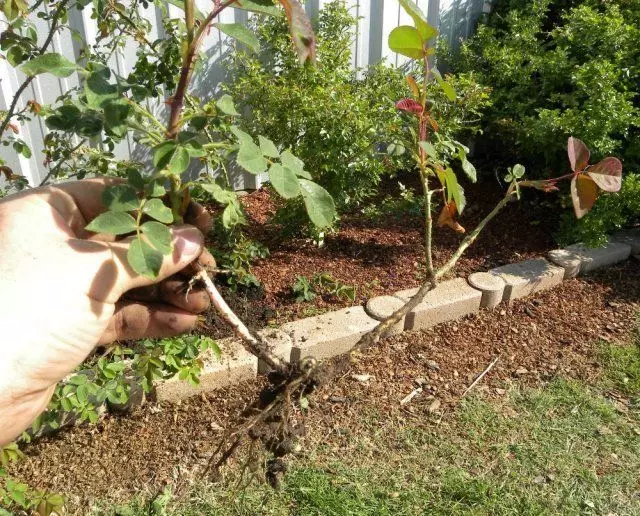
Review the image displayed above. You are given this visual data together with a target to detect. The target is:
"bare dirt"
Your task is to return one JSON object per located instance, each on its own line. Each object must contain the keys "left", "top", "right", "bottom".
{"left": 10, "top": 261, "right": 640, "bottom": 512}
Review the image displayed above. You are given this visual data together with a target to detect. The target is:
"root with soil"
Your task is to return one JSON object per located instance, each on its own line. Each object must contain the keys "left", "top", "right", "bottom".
{"left": 192, "top": 189, "right": 517, "bottom": 488}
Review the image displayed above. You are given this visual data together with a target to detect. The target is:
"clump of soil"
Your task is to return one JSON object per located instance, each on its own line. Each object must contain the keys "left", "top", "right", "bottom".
{"left": 10, "top": 262, "right": 639, "bottom": 512}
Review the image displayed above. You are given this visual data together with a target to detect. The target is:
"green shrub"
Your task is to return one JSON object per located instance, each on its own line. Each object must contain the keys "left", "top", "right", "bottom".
{"left": 225, "top": 1, "right": 395, "bottom": 209}
{"left": 557, "top": 172, "right": 640, "bottom": 247}
{"left": 457, "top": 0, "right": 640, "bottom": 176}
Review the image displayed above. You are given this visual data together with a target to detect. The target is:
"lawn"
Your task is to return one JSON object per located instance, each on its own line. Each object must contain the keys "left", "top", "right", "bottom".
{"left": 101, "top": 333, "right": 640, "bottom": 516}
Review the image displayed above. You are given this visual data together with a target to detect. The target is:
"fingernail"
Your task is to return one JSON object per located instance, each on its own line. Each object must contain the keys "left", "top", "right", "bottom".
{"left": 173, "top": 225, "right": 203, "bottom": 259}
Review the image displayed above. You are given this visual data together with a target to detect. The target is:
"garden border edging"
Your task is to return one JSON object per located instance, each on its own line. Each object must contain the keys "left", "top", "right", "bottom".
{"left": 150, "top": 232, "right": 636, "bottom": 403}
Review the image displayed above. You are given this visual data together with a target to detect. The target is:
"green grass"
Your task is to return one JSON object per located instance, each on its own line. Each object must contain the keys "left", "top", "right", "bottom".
{"left": 98, "top": 339, "right": 640, "bottom": 516}
{"left": 599, "top": 338, "right": 640, "bottom": 398}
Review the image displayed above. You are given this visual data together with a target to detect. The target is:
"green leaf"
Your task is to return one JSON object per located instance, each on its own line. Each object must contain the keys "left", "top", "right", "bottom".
{"left": 216, "top": 94, "right": 240, "bottom": 116}
{"left": 200, "top": 182, "right": 235, "bottom": 204}
{"left": 141, "top": 221, "right": 172, "bottom": 254}
{"left": 387, "top": 142, "right": 405, "bottom": 156}
{"left": 259, "top": 135, "right": 280, "bottom": 158}
{"left": 153, "top": 141, "right": 177, "bottom": 169}
{"left": 127, "top": 169, "right": 146, "bottom": 190}
{"left": 299, "top": 179, "right": 335, "bottom": 228}
{"left": 20, "top": 53, "right": 77, "bottom": 78}
{"left": 102, "top": 184, "right": 139, "bottom": 212}
{"left": 85, "top": 71, "right": 119, "bottom": 108}
{"left": 444, "top": 168, "right": 465, "bottom": 214}
{"left": 269, "top": 163, "right": 300, "bottom": 199}
{"left": 231, "top": 127, "right": 268, "bottom": 174}
{"left": 432, "top": 69, "right": 456, "bottom": 102}
{"left": 280, "top": 150, "right": 310, "bottom": 178}
{"left": 168, "top": 146, "right": 191, "bottom": 174}
{"left": 45, "top": 104, "right": 82, "bottom": 132}
{"left": 185, "top": 141, "right": 206, "bottom": 158}
{"left": 512, "top": 163, "right": 526, "bottom": 179}
{"left": 214, "top": 23, "right": 260, "bottom": 52}
{"left": 398, "top": 0, "right": 438, "bottom": 41}
{"left": 103, "top": 98, "right": 131, "bottom": 138}
{"left": 419, "top": 141, "right": 437, "bottom": 159}
{"left": 388, "top": 26, "right": 425, "bottom": 59}
{"left": 3, "top": 0, "right": 28, "bottom": 20}
{"left": 222, "top": 201, "right": 246, "bottom": 229}
{"left": 6, "top": 45, "right": 25, "bottom": 67}
{"left": 145, "top": 180, "right": 166, "bottom": 197}
{"left": 461, "top": 158, "right": 477, "bottom": 183}
{"left": 235, "top": 0, "right": 282, "bottom": 16}
{"left": 86, "top": 212, "right": 137, "bottom": 235}
{"left": 127, "top": 236, "right": 164, "bottom": 278}
{"left": 142, "top": 198, "right": 173, "bottom": 223}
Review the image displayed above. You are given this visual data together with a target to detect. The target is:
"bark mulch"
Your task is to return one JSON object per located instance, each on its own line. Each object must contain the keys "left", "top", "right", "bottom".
{"left": 10, "top": 262, "right": 639, "bottom": 512}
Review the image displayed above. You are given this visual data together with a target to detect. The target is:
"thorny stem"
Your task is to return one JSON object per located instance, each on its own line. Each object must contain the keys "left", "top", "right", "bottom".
{"left": 193, "top": 264, "right": 288, "bottom": 374}
{"left": 0, "top": 0, "right": 70, "bottom": 140}
{"left": 166, "top": 0, "right": 238, "bottom": 138}
{"left": 38, "top": 138, "right": 87, "bottom": 186}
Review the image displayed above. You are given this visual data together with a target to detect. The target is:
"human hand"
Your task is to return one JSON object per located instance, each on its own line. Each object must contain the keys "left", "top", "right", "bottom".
{"left": 0, "top": 178, "right": 214, "bottom": 444}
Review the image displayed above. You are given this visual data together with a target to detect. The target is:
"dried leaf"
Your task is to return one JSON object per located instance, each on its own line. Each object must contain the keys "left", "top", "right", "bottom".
{"left": 571, "top": 174, "right": 599, "bottom": 219}
{"left": 567, "top": 137, "right": 590, "bottom": 172}
{"left": 587, "top": 157, "right": 622, "bottom": 193}
{"left": 278, "top": 0, "right": 315, "bottom": 64}
{"left": 407, "top": 76, "right": 420, "bottom": 99}
{"left": 395, "top": 98, "right": 423, "bottom": 114}
{"left": 437, "top": 201, "right": 465, "bottom": 233}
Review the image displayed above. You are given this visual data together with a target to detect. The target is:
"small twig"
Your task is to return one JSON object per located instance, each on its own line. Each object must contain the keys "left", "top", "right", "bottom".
{"left": 400, "top": 387, "right": 422, "bottom": 406}
{"left": 461, "top": 357, "right": 499, "bottom": 398}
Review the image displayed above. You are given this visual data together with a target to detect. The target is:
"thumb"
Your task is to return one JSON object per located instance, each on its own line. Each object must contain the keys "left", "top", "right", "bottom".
{"left": 108, "top": 224, "right": 204, "bottom": 298}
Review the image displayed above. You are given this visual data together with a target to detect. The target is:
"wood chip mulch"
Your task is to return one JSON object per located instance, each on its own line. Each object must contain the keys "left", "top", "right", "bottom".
{"left": 10, "top": 262, "right": 639, "bottom": 512}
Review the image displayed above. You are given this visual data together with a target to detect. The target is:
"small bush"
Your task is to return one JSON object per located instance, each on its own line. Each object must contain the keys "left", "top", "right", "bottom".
{"left": 225, "top": 1, "right": 396, "bottom": 209}
{"left": 457, "top": 0, "right": 640, "bottom": 176}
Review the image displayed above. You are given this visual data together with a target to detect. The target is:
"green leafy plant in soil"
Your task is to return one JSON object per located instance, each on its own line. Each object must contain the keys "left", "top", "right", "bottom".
{"left": 455, "top": 0, "right": 640, "bottom": 175}
{"left": 292, "top": 273, "right": 356, "bottom": 304}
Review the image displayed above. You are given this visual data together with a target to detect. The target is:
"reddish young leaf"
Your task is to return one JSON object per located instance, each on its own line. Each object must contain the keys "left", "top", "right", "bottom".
{"left": 437, "top": 201, "right": 465, "bottom": 234}
{"left": 587, "top": 157, "right": 622, "bottom": 193}
{"left": 395, "top": 98, "right": 423, "bottom": 114}
{"left": 571, "top": 173, "right": 599, "bottom": 219}
{"left": 567, "top": 137, "right": 590, "bottom": 172}
{"left": 278, "top": 0, "right": 316, "bottom": 64}
{"left": 7, "top": 123, "right": 19, "bottom": 134}
{"left": 406, "top": 76, "right": 420, "bottom": 99}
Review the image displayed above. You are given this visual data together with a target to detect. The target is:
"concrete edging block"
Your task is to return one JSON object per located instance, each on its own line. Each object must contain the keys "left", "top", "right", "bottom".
{"left": 564, "top": 241, "right": 631, "bottom": 274}
{"left": 547, "top": 249, "right": 582, "bottom": 279}
{"left": 283, "top": 306, "right": 378, "bottom": 362}
{"left": 468, "top": 272, "right": 506, "bottom": 308}
{"left": 256, "top": 328, "right": 292, "bottom": 374}
{"left": 154, "top": 337, "right": 257, "bottom": 403}
{"left": 364, "top": 295, "right": 406, "bottom": 335}
{"left": 394, "top": 278, "right": 482, "bottom": 331}
{"left": 610, "top": 230, "right": 640, "bottom": 255}
{"left": 489, "top": 258, "right": 564, "bottom": 303}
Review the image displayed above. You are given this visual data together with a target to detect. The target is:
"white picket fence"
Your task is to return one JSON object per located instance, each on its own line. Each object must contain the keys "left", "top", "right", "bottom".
{"left": 0, "top": 0, "right": 491, "bottom": 189}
